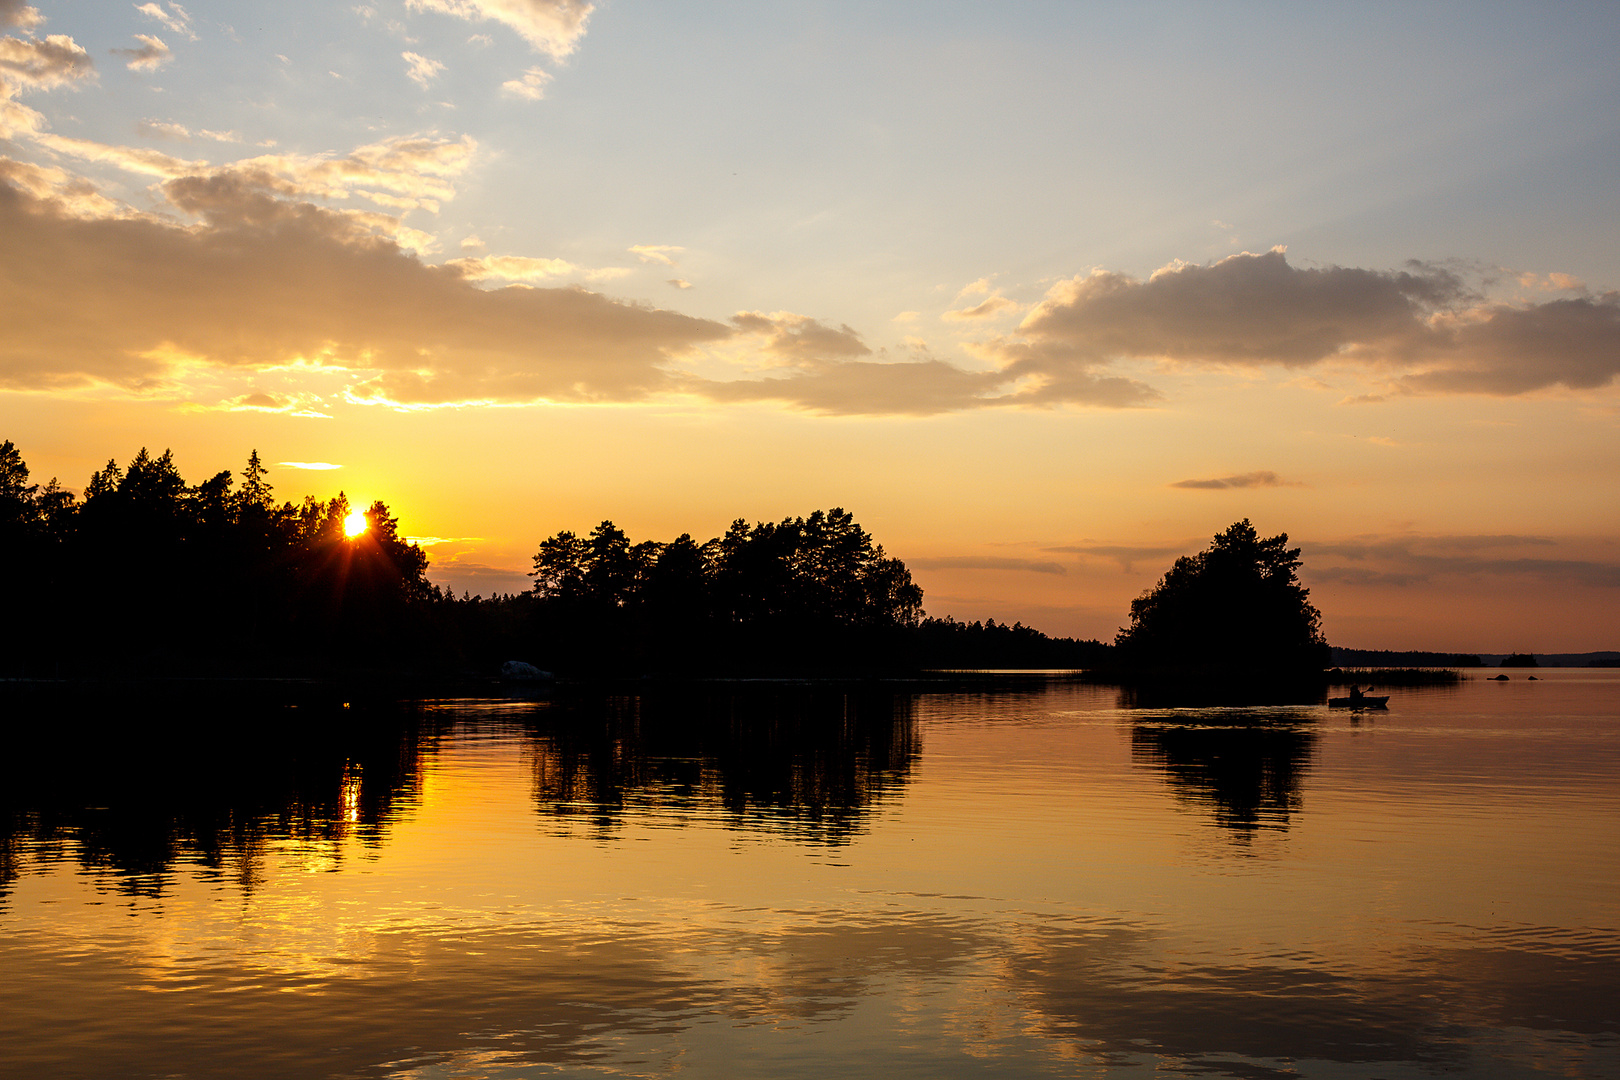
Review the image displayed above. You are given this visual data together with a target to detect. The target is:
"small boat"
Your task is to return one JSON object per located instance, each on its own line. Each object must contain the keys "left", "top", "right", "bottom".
{"left": 1329, "top": 694, "right": 1388, "bottom": 709}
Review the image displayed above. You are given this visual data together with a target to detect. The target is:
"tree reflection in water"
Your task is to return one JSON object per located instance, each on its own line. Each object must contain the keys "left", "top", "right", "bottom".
{"left": 0, "top": 695, "right": 445, "bottom": 900}
{"left": 0, "top": 687, "right": 922, "bottom": 897}
{"left": 1129, "top": 711, "right": 1318, "bottom": 833}
{"left": 525, "top": 688, "right": 920, "bottom": 844}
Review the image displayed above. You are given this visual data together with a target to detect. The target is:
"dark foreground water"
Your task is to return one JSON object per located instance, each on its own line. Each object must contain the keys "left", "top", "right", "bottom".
{"left": 2, "top": 671, "right": 1616, "bottom": 1079}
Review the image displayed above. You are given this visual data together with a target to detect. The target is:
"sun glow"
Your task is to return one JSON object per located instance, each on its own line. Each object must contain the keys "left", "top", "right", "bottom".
{"left": 344, "top": 510, "right": 368, "bottom": 537}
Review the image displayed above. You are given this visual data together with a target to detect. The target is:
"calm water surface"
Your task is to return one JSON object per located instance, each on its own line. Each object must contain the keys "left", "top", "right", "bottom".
{"left": 2, "top": 671, "right": 1617, "bottom": 1078}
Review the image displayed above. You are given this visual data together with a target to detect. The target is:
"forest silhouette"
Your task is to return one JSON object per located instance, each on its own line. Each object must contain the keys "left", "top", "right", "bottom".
{"left": 0, "top": 441, "right": 1104, "bottom": 678}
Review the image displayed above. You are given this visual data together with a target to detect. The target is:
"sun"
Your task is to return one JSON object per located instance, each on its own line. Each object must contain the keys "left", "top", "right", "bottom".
{"left": 343, "top": 510, "right": 368, "bottom": 537}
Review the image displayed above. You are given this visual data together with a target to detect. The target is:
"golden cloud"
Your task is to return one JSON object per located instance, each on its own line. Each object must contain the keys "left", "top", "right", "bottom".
{"left": 0, "top": 171, "right": 731, "bottom": 404}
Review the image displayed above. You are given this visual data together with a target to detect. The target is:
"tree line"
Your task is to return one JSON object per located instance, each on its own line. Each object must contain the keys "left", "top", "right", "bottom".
{"left": 1, "top": 441, "right": 1100, "bottom": 678}
{"left": 1, "top": 441, "right": 431, "bottom": 675}
{"left": 3, "top": 442, "right": 1334, "bottom": 682}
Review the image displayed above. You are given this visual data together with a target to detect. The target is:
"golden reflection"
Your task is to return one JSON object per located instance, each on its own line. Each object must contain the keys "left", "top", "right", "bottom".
{"left": 340, "top": 763, "right": 362, "bottom": 825}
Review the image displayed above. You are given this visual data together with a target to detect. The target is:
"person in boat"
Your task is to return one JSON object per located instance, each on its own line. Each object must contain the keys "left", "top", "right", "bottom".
{"left": 1349, "top": 684, "right": 1365, "bottom": 702}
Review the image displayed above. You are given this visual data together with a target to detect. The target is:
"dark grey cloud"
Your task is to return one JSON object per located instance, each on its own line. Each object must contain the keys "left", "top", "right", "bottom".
{"left": 1170, "top": 470, "right": 1289, "bottom": 490}
{"left": 1008, "top": 249, "right": 1620, "bottom": 398}
{"left": 1306, "top": 535, "right": 1620, "bottom": 589}
{"left": 692, "top": 359, "right": 1002, "bottom": 416}
{"left": 908, "top": 556, "right": 1068, "bottom": 575}
{"left": 1044, "top": 543, "right": 1194, "bottom": 573}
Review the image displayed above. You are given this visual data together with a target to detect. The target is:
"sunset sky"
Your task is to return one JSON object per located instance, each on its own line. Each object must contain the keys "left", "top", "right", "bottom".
{"left": 3, "top": 0, "right": 1617, "bottom": 651}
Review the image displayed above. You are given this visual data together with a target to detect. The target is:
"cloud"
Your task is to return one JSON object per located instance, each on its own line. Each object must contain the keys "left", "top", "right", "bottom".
{"left": 1517, "top": 271, "right": 1585, "bottom": 293}
{"left": 1045, "top": 543, "right": 1192, "bottom": 573}
{"left": 196, "top": 390, "right": 332, "bottom": 418}
{"left": 447, "top": 253, "right": 629, "bottom": 283}
{"left": 406, "top": 0, "right": 592, "bottom": 59}
{"left": 1170, "top": 470, "right": 1292, "bottom": 490}
{"left": 31, "top": 132, "right": 205, "bottom": 178}
{"left": 426, "top": 558, "right": 532, "bottom": 596}
{"left": 113, "top": 33, "right": 172, "bottom": 72}
{"left": 942, "top": 293, "right": 1023, "bottom": 322}
{"left": 1, "top": 32, "right": 95, "bottom": 138}
{"left": 0, "top": 172, "right": 732, "bottom": 404}
{"left": 0, "top": 0, "right": 42, "bottom": 30}
{"left": 135, "top": 118, "right": 189, "bottom": 140}
{"left": 697, "top": 307, "right": 1158, "bottom": 416}
{"left": 277, "top": 461, "right": 342, "bottom": 470}
{"left": 694, "top": 359, "right": 1003, "bottom": 417}
{"left": 445, "top": 253, "right": 576, "bottom": 280}
{"left": 135, "top": 3, "right": 196, "bottom": 40}
{"left": 1306, "top": 534, "right": 1620, "bottom": 589}
{"left": 953, "top": 277, "right": 993, "bottom": 301}
{"left": 500, "top": 67, "right": 550, "bottom": 99}
{"left": 731, "top": 311, "right": 871, "bottom": 363}
{"left": 0, "top": 32, "right": 94, "bottom": 89}
{"left": 401, "top": 51, "right": 444, "bottom": 87}
{"left": 630, "top": 244, "right": 682, "bottom": 267}
{"left": 1010, "top": 248, "right": 1620, "bottom": 398}
{"left": 909, "top": 556, "right": 1068, "bottom": 575}
{"left": 0, "top": 156, "right": 121, "bottom": 217}
{"left": 135, "top": 133, "right": 479, "bottom": 219}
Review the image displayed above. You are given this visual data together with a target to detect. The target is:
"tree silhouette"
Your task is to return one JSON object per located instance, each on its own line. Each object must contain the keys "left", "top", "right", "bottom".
{"left": 1115, "top": 519, "right": 1328, "bottom": 674}
{"left": 525, "top": 508, "right": 923, "bottom": 675}
{"left": 0, "top": 442, "right": 439, "bottom": 676}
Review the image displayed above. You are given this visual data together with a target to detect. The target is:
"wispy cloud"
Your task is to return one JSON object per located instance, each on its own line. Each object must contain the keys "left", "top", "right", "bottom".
{"left": 447, "top": 253, "right": 629, "bottom": 283}
{"left": 134, "top": 3, "right": 196, "bottom": 41}
{"left": 405, "top": 0, "right": 592, "bottom": 59}
{"left": 1305, "top": 534, "right": 1620, "bottom": 589}
{"left": 113, "top": 33, "right": 171, "bottom": 72}
{"left": 1045, "top": 543, "right": 1193, "bottom": 573}
{"left": 630, "top": 244, "right": 682, "bottom": 267}
{"left": 942, "top": 293, "right": 1023, "bottom": 322}
{"left": 909, "top": 556, "right": 1068, "bottom": 575}
{"left": 1170, "top": 470, "right": 1294, "bottom": 490}
{"left": 277, "top": 461, "right": 342, "bottom": 470}
{"left": 401, "top": 51, "right": 444, "bottom": 87}
{"left": 500, "top": 66, "right": 549, "bottom": 99}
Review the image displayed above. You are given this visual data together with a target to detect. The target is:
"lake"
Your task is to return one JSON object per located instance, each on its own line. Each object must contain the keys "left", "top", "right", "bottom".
{"left": 2, "top": 670, "right": 1616, "bottom": 1079}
